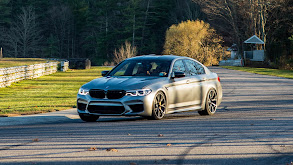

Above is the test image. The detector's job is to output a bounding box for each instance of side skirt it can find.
[167,105,201,114]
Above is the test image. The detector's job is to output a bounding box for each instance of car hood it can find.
[82,76,166,90]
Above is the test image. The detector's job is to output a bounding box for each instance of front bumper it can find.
[77,93,154,117]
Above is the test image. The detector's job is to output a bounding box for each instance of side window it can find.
[184,59,205,75]
[172,60,186,73]
[196,61,205,74]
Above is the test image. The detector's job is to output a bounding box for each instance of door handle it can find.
[200,78,206,82]
[186,80,190,84]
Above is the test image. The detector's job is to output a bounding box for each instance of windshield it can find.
[108,59,171,77]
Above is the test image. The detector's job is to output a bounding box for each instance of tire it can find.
[150,91,167,120]
[198,88,218,116]
[79,113,99,122]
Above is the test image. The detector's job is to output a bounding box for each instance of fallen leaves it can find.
[32,138,39,142]
[88,147,97,151]
[85,147,120,152]
[106,148,118,152]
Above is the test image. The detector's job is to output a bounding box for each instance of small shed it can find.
[227,43,238,59]
[244,35,265,61]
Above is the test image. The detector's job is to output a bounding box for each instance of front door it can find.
[166,60,194,109]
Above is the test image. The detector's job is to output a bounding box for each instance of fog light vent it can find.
[77,102,87,111]
[129,104,144,113]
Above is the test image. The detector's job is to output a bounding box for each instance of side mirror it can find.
[171,72,185,79]
[101,70,110,77]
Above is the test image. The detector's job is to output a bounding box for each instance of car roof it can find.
[127,55,184,61]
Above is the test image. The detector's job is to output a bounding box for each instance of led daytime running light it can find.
[126,89,152,96]
[78,88,89,95]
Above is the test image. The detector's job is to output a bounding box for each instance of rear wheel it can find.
[150,91,167,120]
[79,113,99,122]
[198,88,218,116]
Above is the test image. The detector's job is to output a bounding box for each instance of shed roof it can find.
[244,35,264,44]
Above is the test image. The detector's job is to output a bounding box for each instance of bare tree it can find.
[194,0,278,52]
[1,6,42,58]
[113,41,137,64]
[195,0,242,47]
[9,6,43,57]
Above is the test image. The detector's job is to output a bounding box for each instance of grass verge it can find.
[0,66,111,115]
[221,66,293,79]
[0,58,54,68]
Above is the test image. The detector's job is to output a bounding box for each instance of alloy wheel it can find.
[153,92,166,119]
[207,89,217,113]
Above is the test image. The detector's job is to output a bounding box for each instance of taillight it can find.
[217,77,220,82]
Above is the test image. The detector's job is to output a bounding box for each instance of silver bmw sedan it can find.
[77,55,222,122]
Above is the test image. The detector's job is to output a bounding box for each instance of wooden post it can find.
[0,47,2,59]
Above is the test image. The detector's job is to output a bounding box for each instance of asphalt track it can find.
[0,67,292,165]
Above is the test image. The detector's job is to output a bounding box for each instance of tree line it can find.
[0,0,200,65]
[0,0,292,68]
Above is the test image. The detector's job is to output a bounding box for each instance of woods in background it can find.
[0,0,199,64]
[0,0,292,68]
[194,0,293,69]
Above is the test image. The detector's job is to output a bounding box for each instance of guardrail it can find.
[0,62,58,88]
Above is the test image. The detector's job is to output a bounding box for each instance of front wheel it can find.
[198,88,218,116]
[79,113,99,122]
[150,91,167,120]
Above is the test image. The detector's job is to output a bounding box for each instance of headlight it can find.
[126,89,152,96]
[78,88,89,95]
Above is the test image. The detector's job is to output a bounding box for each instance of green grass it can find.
[0,66,111,115]
[221,66,293,79]
[0,58,54,68]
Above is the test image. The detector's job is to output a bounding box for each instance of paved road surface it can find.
[0,67,292,165]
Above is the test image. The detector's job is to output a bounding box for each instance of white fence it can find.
[0,62,58,88]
